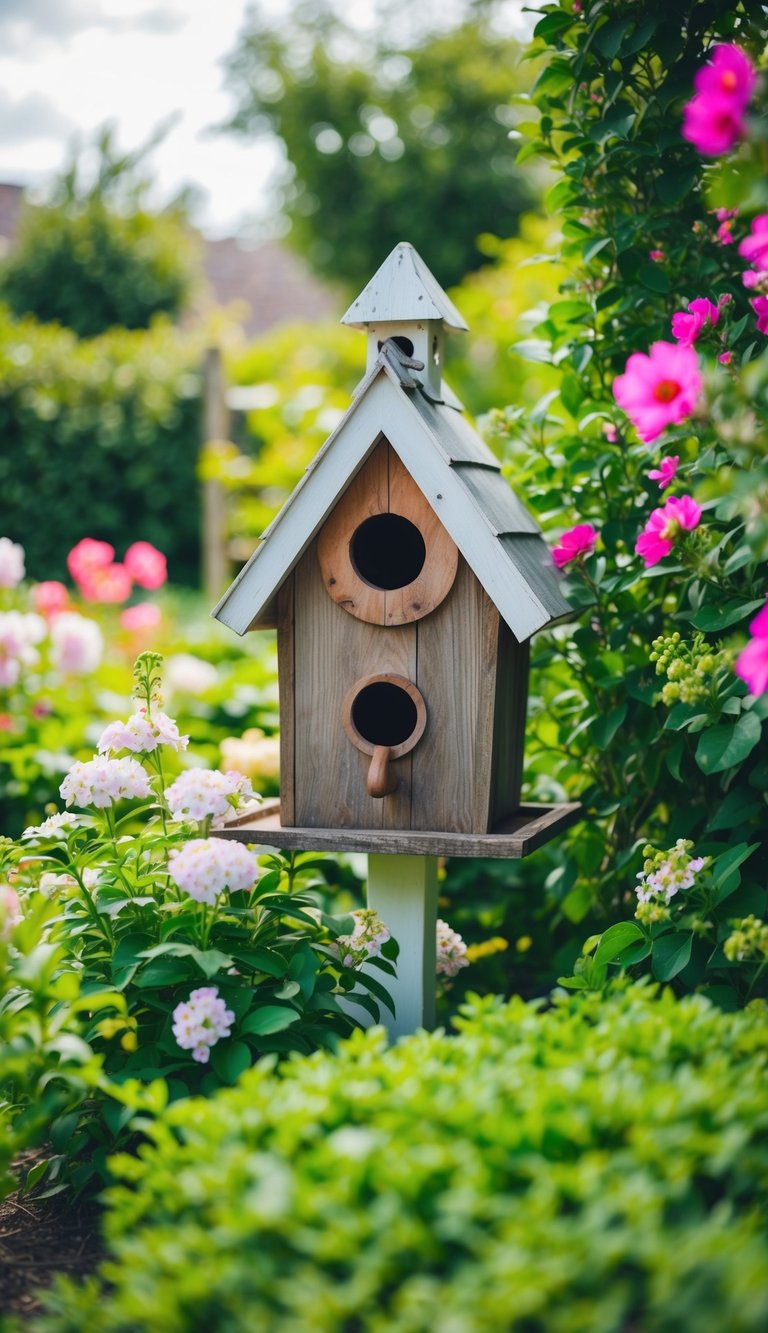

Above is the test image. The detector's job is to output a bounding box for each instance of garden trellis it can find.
[212,242,580,1035]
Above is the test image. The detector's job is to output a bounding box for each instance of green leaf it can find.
[228,947,287,978]
[210,1040,252,1084]
[637,262,670,294]
[560,372,584,418]
[690,598,765,631]
[656,168,698,205]
[533,11,574,41]
[594,922,644,966]
[695,712,762,775]
[652,933,693,982]
[712,842,759,904]
[241,1005,300,1036]
[591,703,628,750]
[594,17,633,58]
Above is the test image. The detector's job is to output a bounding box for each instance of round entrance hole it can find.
[351,680,419,749]
[350,513,426,591]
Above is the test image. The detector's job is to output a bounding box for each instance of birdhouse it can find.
[212,242,580,1035]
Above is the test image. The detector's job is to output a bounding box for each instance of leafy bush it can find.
[0,126,198,338]
[0,310,204,586]
[33,984,768,1332]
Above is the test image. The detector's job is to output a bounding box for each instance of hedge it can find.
[0,309,204,586]
[34,984,768,1332]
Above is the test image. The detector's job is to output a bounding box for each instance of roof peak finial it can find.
[341,241,468,333]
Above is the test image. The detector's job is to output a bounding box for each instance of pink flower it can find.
[60,756,152,808]
[682,45,756,155]
[98,709,188,755]
[649,250,666,262]
[50,612,103,674]
[0,884,22,938]
[123,541,167,591]
[67,538,114,586]
[648,455,680,490]
[120,602,162,633]
[552,523,598,569]
[753,296,768,335]
[168,838,260,903]
[612,342,702,444]
[602,422,619,442]
[717,220,735,245]
[693,44,756,107]
[635,495,702,567]
[719,351,733,364]
[671,297,721,347]
[0,538,24,588]
[81,563,133,604]
[738,215,768,272]
[172,987,236,1064]
[735,603,768,696]
[33,581,69,617]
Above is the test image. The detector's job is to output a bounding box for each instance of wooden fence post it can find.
[201,346,230,601]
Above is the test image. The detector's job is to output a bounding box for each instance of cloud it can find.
[0,91,74,147]
[0,0,186,54]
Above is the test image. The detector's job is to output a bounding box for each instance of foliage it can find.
[32,984,768,1332]
[0,308,204,586]
[463,0,768,999]
[222,0,537,289]
[0,126,198,338]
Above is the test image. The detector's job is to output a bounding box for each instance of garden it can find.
[1,1,767,1328]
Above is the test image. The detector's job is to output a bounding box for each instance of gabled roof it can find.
[212,340,571,644]
[341,241,468,333]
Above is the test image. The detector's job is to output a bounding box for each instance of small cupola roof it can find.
[341,241,469,334]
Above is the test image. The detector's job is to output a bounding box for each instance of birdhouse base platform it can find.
[213,798,582,858]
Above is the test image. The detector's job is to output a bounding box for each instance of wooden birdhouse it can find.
[213,242,580,1035]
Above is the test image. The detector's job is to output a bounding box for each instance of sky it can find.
[0,0,282,237]
[0,0,535,239]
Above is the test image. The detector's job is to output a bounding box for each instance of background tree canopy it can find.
[0,126,199,338]
[223,0,538,289]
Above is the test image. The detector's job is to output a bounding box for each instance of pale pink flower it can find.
[328,908,391,969]
[613,342,702,444]
[120,603,162,633]
[671,297,720,347]
[0,611,45,686]
[436,919,469,978]
[49,612,103,674]
[80,563,133,604]
[60,756,151,808]
[123,542,167,591]
[168,838,260,904]
[735,603,768,696]
[738,215,768,272]
[742,269,763,291]
[753,296,768,335]
[22,811,81,840]
[0,538,25,588]
[682,45,756,155]
[98,710,188,755]
[648,455,680,490]
[172,987,236,1064]
[602,422,619,442]
[552,523,597,569]
[33,581,69,617]
[164,768,248,823]
[67,538,114,586]
[165,654,218,696]
[635,494,702,567]
[0,884,22,938]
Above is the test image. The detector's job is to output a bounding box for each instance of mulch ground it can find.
[0,1152,104,1323]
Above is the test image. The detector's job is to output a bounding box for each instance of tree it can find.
[0,125,199,338]
[222,0,538,289]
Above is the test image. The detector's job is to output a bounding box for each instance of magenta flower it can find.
[649,250,666,262]
[738,215,768,272]
[753,296,768,335]
[635,495,702,567]
[671,297,721,347]
[719,351,733,365]
[682,45,756,155]
[613,342,702,445]
[648,455,680,490]
[735,603,768,697]
[552,524,598,569]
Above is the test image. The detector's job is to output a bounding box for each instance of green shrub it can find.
[0,310,204,585]
[35,985,768,1332]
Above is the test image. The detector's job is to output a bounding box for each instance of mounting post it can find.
[365,853,438,1039]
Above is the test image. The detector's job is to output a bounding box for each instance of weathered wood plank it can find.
[489,630,529,825]
[212,800,583,858]
[275,577,295,826]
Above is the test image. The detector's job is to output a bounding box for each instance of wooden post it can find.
[366,853,438,1038]
[201,347,230,602]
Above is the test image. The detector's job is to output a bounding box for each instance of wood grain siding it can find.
[293,535,417,829]
[411,557,498,833]
[489,629,530,825]
[276,577,296,826]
